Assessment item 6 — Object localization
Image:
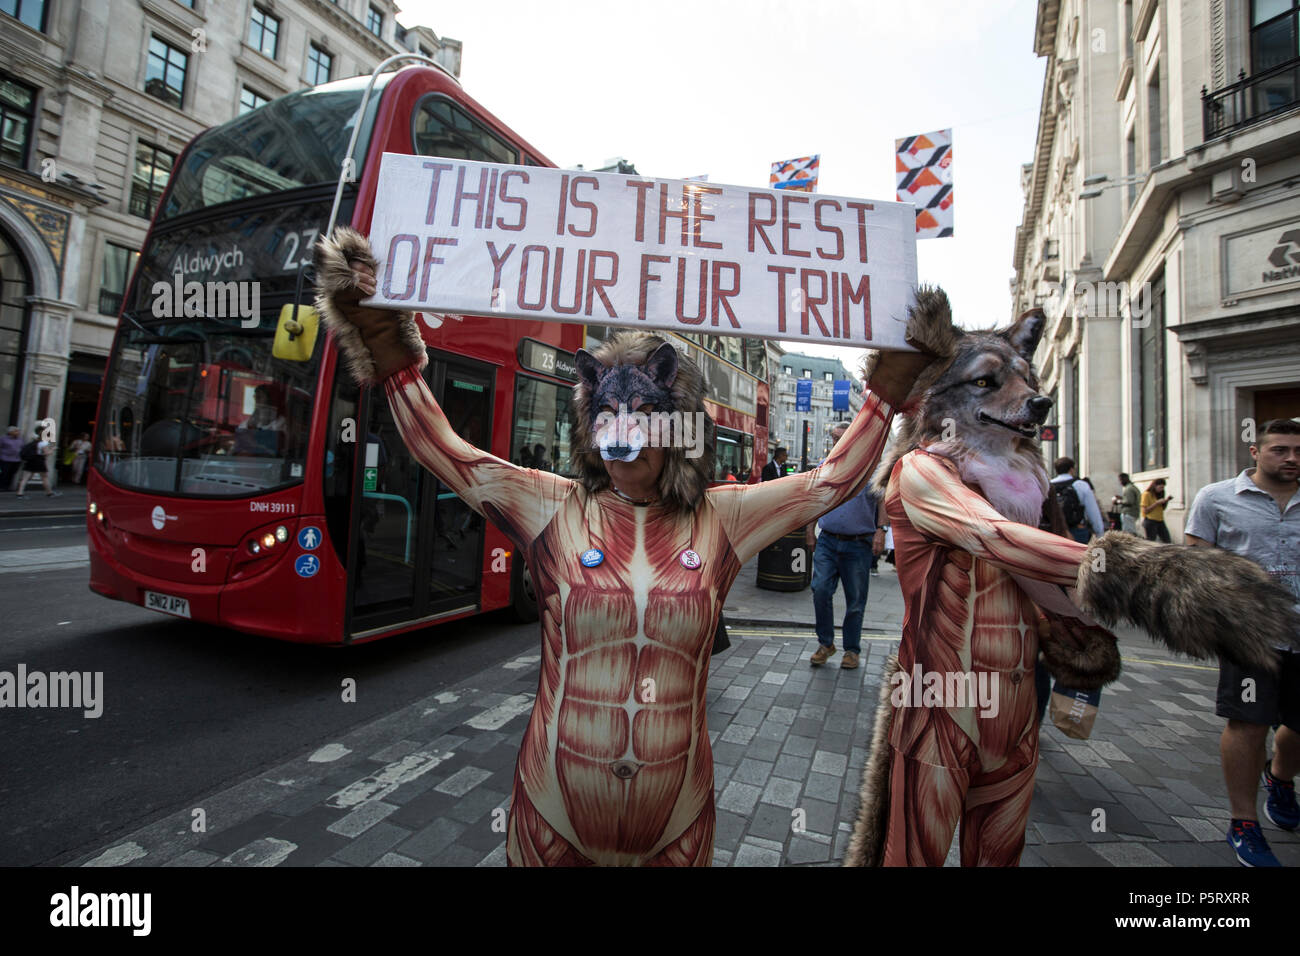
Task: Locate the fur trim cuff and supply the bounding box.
[1076,531,1295,674]
[844,654,899,867]
[314,227,427,386]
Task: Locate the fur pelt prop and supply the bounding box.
[571,331,715,514]
[842,654,901,868]
[313,226,428,386]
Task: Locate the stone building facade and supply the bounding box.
[1012,0,1300,538]
[0,0,458,457]
[769,350,865,470]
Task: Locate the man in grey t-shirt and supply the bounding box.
[1186,418,1300,867]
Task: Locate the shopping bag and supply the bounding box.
[1049,681,1102,739]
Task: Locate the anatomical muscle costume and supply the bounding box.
[844,289,1298,867]
[315,227,930,866]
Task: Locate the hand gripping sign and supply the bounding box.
[363,155,919,350]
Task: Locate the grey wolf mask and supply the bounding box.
[866,288,1053,526]
[572,332,714,512]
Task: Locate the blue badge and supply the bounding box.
[298,526,322,551]
[295,554,320,578]
[580,548,604,567]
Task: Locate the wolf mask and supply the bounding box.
[572,332,714,512]
[866,289,1053,526]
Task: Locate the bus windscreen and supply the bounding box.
[159,75,386,221]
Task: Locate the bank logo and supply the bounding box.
[150,505,178,531]
[1264,229,1300,282]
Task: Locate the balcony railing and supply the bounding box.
[1202,57,1300,140]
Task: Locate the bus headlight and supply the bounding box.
[248,540,261,554]
[275,526,289,543]
[88,501,97,515]
[260,532,276,549]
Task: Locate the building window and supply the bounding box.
[238,87,269,115]
[0,76,35,169]
[1146,70,1162,167]
[1069,354,1080,465]
[802,369,811,379]
[367,5,383,36]
[783,365,792,375]
[145,36,188,109]
[0,0,46,31]
[99,242,139,316]
[248,6,280,60]
[1251,0,1298,73]
[130,142,175,219]
[1133,272,1167,470]
[307,44,333,86]
[0,227,32,426]
[1124,126,1137,207]
[824,371,833,382]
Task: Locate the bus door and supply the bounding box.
[346,353,495,639]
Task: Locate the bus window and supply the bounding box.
[512,375,574,475]
[743,339,768,379]
[411,96,518,164]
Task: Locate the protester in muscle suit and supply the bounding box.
[315,227,939,866]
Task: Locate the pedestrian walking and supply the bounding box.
[71,432,92,484]
[1048,456,1104,543]
[761,446,787,481]
[1116,472,1141,534]
[1185,418,1300,867]
[15,425,61,498]
[0,424,22,492]
[808,422,886,670]
[1141,478,1173,542]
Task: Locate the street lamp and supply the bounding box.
[1078,172,1147,200]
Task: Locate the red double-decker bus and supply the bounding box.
[88,61,767,645]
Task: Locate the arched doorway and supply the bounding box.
[0,227,33,427]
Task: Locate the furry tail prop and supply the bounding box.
[313,227,427,386]
[1077,531,1297,674]
[843,655,901,867]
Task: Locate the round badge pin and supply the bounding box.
[678,549,702,570]
[580,548,605,568]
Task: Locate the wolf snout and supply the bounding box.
[1027,395,1053,423]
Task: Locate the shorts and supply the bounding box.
[1216,649,1300,731]
[21,461,45,474]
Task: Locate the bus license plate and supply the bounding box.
[144,591,191,619]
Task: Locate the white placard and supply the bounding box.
[364,154,918,350]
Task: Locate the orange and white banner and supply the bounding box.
[895,130,953,239]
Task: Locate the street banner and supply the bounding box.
[796,378,812,412]
[364,153,918,350]
[770,155,819,192]
[832,379,850,411]
[895,129,953,238]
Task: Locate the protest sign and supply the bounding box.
[364,154,919,350]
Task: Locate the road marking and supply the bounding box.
[465,693,534,730]
[0,545,88,574]
[307,743,351,763]
[218,837,297,867]
[81,842,147,867]
[327,750,451,809]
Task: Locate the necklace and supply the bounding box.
[611,485,659,505]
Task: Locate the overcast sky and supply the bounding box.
[401,0,1047,374]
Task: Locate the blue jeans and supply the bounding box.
[812,534,870,654]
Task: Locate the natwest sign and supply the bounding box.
[364,155,919,351]
[1223,220,1300,301]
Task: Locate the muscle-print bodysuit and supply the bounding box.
[384,366,895,865]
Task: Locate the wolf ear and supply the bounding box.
[575,348,605,393]
[1004,308,1047,361]
[645,341,679,389]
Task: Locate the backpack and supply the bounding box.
[1051,479,1086,528]
[20,439,41,465]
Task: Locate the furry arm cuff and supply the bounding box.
[861,286,964,411]
[710,391,894,565]
[1076,531,1297,675]
[385,367,573,547]
[314,227,428,386]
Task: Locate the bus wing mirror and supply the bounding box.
[273,304,320,362]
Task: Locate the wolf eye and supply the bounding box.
[972,378,994,388]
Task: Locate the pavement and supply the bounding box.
[64,550,1300,868]
[0,482,86,519]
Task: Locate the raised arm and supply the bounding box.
[710,391,895,564]
[315,227,572,547]
[896,450,1088,588]
[385,367,573,546]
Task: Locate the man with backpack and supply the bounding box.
[15,425,61,498]
[1049,456,1103,543]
